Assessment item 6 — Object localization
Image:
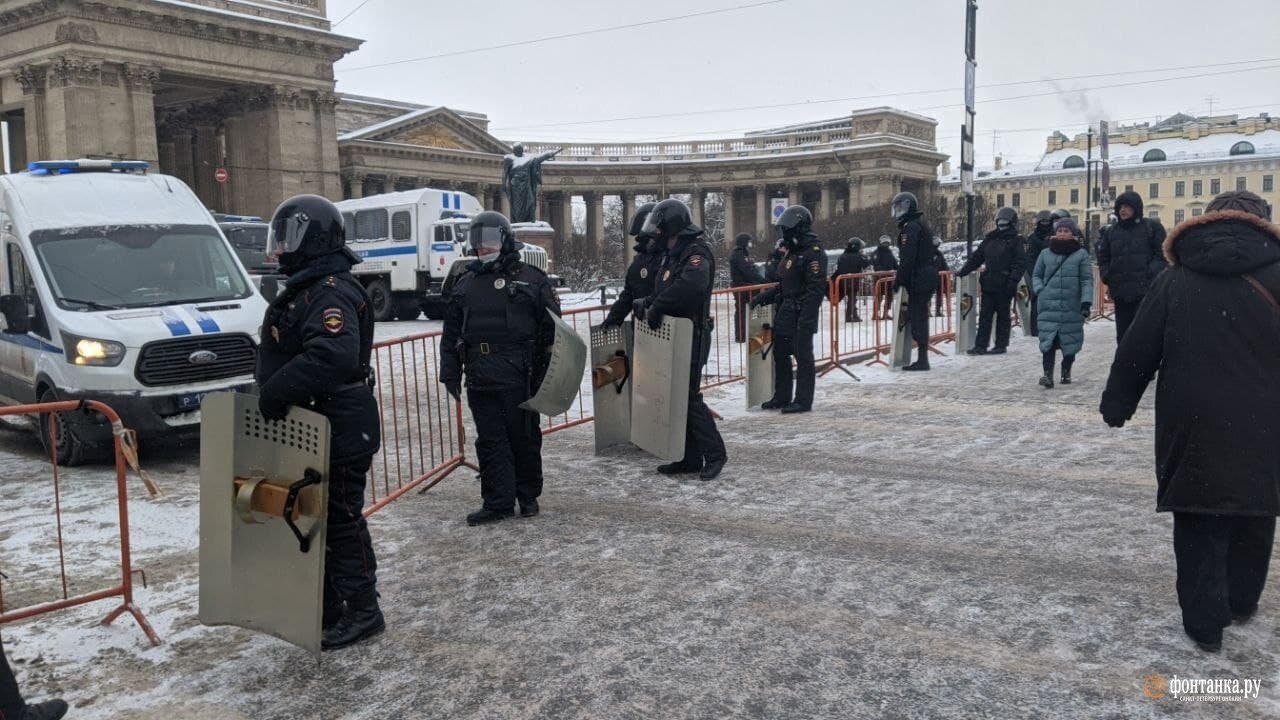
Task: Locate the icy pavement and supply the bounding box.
[2,321,1278,719]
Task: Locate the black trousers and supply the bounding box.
[468,387,543,512]
[1027,295,1039,336]
[1041,336,1076,376]
[975,291,1013,350]
[840,280,862,321]
[0,635,24,720]
[1114,298,1142,342]
[907,288,934,362]
[326,457,378,614]
[682,363,726,466]
[1173,512,1276,642]
[771,330,816,407]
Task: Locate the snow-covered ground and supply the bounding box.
[1,320,1277,719]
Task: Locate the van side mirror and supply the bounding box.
[0,295,31,335]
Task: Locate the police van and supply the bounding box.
[213,214,281,297]
[0,160,268,464]
[335,188,550,321]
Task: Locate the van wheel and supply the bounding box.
[365,279,394,322]
[393,297,420,321]
[37,388,88,466]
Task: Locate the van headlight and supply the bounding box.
[61,332,126,366]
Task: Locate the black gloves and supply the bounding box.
[258,393,288,421]
[632,298,649,319]
[1081,302,1092,319]
[444,379,461,401]
[646,306,664,330]
[598,318,620,330]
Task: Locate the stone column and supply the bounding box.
[345,172,365,199]
[14,65,49,164]
[620,191,636,267]
[163,115,196,192]
[190,108,222,210]
[122,64,160,165]
[560,191,575,246]
[2,112,27,172]
[818,180,833,221]
[40,56,104,160]
[690,188,704,227]
[754,184,769,240]
[498,188,511,216]
[475,182,491,209]
[723,189,737,245]
[786,182,801,207]
[585,191,605,249]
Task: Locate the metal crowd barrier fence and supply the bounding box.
[0,401,159,646]
[1092,266,1115,320]
[860,272,956,366]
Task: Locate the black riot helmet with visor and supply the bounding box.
[775,205,813,243]
[467,211,516,267]
[995,206,1018,232]
[639,198,695,244]
[890,191,919,220]
[629,202,657,238]
[267,194,348,271]
[1034,210,1054,229]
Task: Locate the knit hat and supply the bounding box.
[1206,190,1270,219]
[1053,217,1082,238]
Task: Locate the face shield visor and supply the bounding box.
[890,199,912,220]
[268,211,311,258]
[469,225,505,265]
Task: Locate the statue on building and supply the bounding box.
[502,143,562,223]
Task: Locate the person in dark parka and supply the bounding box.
[1022,210,1054,335]
[1100,191,1280,653]
[1096,190,1167,340]
[258,194,383,651]
[872,235,898,319]
[750,205,827,412]
[891,192,942,371]
[601,202,661,328]
[729,232,767,342]
[833,237,869,322]
[957,207,1026,354]
[440,211,560,526]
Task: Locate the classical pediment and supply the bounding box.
[339,106,509,155]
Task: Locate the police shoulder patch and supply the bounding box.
[324,276,338,288]
[809,260,821,274]
[321,307,344,334]
[689,254,703,267]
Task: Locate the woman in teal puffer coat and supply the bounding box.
[1032,217,1094,388]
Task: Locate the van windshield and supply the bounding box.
[31,224,253,310]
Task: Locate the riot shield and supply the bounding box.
[1014,276,1033,336]
[591,322,633,453]
[520,309,588,417]
[888,287,914,368]
[199,392,329,657]
[630,316,693,461]
[745,304,775,409]
[955,273,979,353]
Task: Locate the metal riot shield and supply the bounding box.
[745,304,775,409]
[199,392,329,657]
[1014,276,1033,337]
[630,316,693,461]
[520,309,588,417]
[955,273,979,353]
[888,286,914,368]
[591,322,633,453]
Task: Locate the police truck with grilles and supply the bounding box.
[0,160,268,464]
[335,188,551,321]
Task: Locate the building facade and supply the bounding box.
[938,113,1280,239]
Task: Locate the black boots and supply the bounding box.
[657,461,701,475]
[21,700,68,720]
[1039,375,1054,389]
[967,347,987,356]
[466,508,514,526]
[988,346,1007,355]
[322,594,385,651]
[1060,372,1072,385]
[519,499,539,517]
[780,403,811,414]
[760,398,789,410]
[699,458,726,481]
[903,361,930,371]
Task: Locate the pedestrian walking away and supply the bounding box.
[1032,217,1093,388]
[1100,190,1280,653]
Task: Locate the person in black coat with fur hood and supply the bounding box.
[1096,190,1167,340]
[1100,191,1280,653]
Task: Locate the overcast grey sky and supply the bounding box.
[328,0,1280,167]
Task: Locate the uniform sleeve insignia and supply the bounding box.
[322,308,345,334]
[809,261,821,273]
[494,278,507,289]
[784,259,794,270]
[690,254,703,267]
[324,276,338,288]
[640,268,648,278]
[662,269,671,281]
[270,326,280,342]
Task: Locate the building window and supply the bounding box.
[1012,192,1020,207]
[1211,178,1221,195]
[1265,175,1275,193]
[1193,180,1203,196]
[1175,181,1185,197]
[1143,149,1167,163]
[1063,155,1085,169]
[1149,183,1160,199]
[1124,184,1134,193]
[1148,210,1159,219]
[1174,209,1185,224]
[1070,188,1080,204]
[996,193,1005,208]
[1108,186,1117,198]
[1237,177,1247,191]
[1192,208,1203,217]
[1230,141,1256,156]
[1048,190,1057,205]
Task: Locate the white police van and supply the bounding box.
[0,160,268,464]
[335,188,550,321]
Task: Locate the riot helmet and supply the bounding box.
[629,202,657,238]
[846,237,864,251]
[890,191,918,220]
[1034,210,1053,229]
[639,198,694,242]
[1050,208,1072,221]
[994,207,1018,232]
[467,211,515,267]
[776,205,813,242]
[735,232,752,249]
[878,235,892,246]
[268,194,346,271]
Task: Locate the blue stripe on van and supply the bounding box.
[431,243,454,252]
[354,246,417,258]
[453,193,461,210]
[0,333,63,354]
[441,193,449,208]
[188,307,220,333]
[160,309,191,336]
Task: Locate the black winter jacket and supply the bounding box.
[1097,191,1168,302]
[730,246,766,287]
[1023,227,1051,283]
[872,245,898,272]
[754,234,828,337]
[604,240,662,325]
[958,228,1026,296]
[834,249,870,278]
[1100,210,1280,515]
[894,213,941,293]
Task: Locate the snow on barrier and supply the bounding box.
[367,331,476,515]
[0,400,160,646]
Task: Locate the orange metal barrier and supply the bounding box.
[0,401,159,646]
[1092,265,1115,320]
[860,271,956,366]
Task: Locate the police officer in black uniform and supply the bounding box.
[440,211,560,525]
[763,237,787,282]
[957,207,1025,355]
[257,194,383,651]
[750,205,827,413]
[601,202,660,328]
[729,232,766,342]
[1023,210,1054,335]
[891,191,942,371]
[834,237,869,322]
[639,199,728,481]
